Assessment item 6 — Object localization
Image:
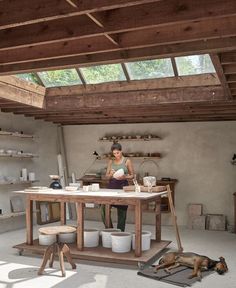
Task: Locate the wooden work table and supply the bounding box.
[14,188,171,266]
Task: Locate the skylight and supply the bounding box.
[125,58,174,80]
[175,54,215,76]
[16,73,41,85]
[38,69,82,87]
[80,64,126,84]
[13,54,216,87]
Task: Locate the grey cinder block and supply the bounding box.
[206,214,226,231]
[188,215,206,230]
[188,203,203,216]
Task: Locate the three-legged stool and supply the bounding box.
[38,225,77,277]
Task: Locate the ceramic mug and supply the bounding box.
[83,185,89,192]
[91,183,100,191]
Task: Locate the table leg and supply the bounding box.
[26,196,33,245]
[155,197,161,242]
[60,202,66,225]
[77,202,84,250]
[135,200,142,257]
[105,204,112,228]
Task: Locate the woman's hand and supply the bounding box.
[109,169,116,178]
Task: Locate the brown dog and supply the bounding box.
[153,252,228,279]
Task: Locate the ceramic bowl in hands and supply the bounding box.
[113,168,124,179]
[49,175,60,180]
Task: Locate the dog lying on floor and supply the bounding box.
[153,252,228,280]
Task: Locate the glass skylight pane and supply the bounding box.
[38,69,82,87]
[16,73,41,85]
[80,64,126,84]
[125,58,174,80]
[175,54,215,76]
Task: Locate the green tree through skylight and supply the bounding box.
[38,69,82,87]
[16,73,41,85]
[175,54,215,75]
[80,64,126,84]
[125,58,174,80]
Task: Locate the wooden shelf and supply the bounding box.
[99,136,161,142]
[0,130,34,139]
[0,154,38,159]
[0,180,39,186]
[100,156,161,160]
[0,211,26,219]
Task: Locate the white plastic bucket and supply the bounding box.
[111,232,132,253]
[39,234,57,246]
[84,229,100,247]
[101,228,121,248]
[132,231,152,251]
[58,232,76,244]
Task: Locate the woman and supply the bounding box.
[101,142,134,231]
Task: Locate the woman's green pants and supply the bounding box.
[101,204,128,232]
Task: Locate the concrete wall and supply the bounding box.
[63,122,236,227]
[0,111,58,215]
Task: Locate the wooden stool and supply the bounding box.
[38,225,77,277]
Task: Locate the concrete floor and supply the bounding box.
[0,221,235,288]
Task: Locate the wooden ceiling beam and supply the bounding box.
[223,64,236,74]
[51,115,236,125]
[226,75,236,83]
[210,54,232,99]
[0,0,159,30]
[0,76,45,95]
[1,37,236,75]
[2,16,236,66]
[1,0,236,51]
[3,100,236,115]
[29,109,236,121]
[45,86,224,111]
[46,74,219,96]
[117,16,236,49]
[16,103,236,116]
[0,36,116,65]
[221,51,236,64]
[0,76,46,108]
[229,83,236,89]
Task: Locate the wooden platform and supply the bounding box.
[13,239,171,266]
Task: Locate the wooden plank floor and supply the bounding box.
[13,239,171,266]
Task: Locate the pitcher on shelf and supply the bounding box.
[101,142,134,231]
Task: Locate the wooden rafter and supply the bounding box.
[46,74,219,96]
[0,76,46,108]
[1,16,236,67]
[210,54,232,99]
[1,37,236,75]
[45,86,224,111]
[1,2,236,51]
[0,0,160,30]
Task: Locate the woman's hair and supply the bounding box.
[111,142,122,151]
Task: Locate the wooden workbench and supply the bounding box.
[13,188,171,266]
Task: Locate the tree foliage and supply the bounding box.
[126,58,174,80]
[38,69,81,87]
[80,64,126,84]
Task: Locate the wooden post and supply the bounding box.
[155,197,161,241]
[77,202,84,250]
[26,195,33,245]
[234,192,236,233]
[167,185,183,252]
[60,202,66,225]
[135,200,142,257]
